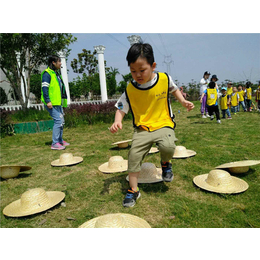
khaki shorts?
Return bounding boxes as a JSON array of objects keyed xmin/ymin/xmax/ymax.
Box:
[{"xmin": 128, "ymin": 127, "xmax": 178, "ymax": 173}]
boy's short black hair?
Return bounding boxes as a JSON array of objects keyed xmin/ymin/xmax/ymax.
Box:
[
  {"xmin": 208, "ymin": 81, "xmax": 216, "ymax": 89},
  {"xmin": 126, "ymin": 43, "xmax": 154, "ymax": 66},
  {"xmin": 48, "ymin": 55, "xmax": 61, "ymax": 67}
]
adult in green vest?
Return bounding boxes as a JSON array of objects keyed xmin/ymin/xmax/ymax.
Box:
[{"xmin": 41, "ymin": 55, "xmax": 69, "ymax": 150}]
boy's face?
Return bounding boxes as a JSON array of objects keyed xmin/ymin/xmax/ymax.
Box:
[
  {"xmin": 129, "ymin": 57, "xmax": 156, "ymax": 84},
  {"xmin": 52, "ymin": 59, "xmax": 62, "ymax": 70},
  {"xmin": 221, "ymin": 90, "xmax": 226, "ymax": 95},
  {"xmin": 233, "ymin": 87, "xmax": 237, "ymax": 92},
  {"xmin": 238, "ymin": 86, "xmax": 242, "ymax": 91}
]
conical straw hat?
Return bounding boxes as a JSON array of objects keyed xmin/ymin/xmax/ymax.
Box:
[
  {"xmin": 51, "ymin": 153, "xmax": 83, "ymax": 166},
  {"xmin": 112, "ymin": 139, "xmax": 132, "ymax": 148},
  {"xmin": 0, "ymin": 165, "xmax": 31, "ymax": 179},
  {"xmin": 193, "ymin": 169, "xmax": 249, "ymax": 194},
  {"xmin": 172, "ymin": 146, "xmax": 196, "ymax": 159},
  {"xmin": 215, "ymin": 160, "xmax": 260, "ymax": 174},
  {"xmin": 126, "ymin": 162, "xmax": 163, "ymax": 183},
  {"xmin": 148, "ymin": 147, "xmax": 159, "ymax": 154},
  {"xmin": 3, "ymin": 188, "xmax": 65, "ymax": 217},
  {"xmin": 98, "ymin": 156, "xmax": 128, "ymax": 173},
  {"xmin": 78, "ymin": 213, "xmax": 151, "ymax": 228}
]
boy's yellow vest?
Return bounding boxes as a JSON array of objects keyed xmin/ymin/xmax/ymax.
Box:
[
  {"xmin": 237, "ymin": 90, "xmax": 244, "ymax": 101},
  {"xmin": 246, "ymin": 87, "xmax": 252, "ymax": 100},
  {"xmin": 231, "ymin": 93, "xmax": 238, "ymax": 106},
  {"xmin": 220, "ymin": 95, "xmax": 228, "ymax": 110},
  {"xmin": 256, "ymin": 89, "xmax": 260, "ymax": 100},
  {"xmin": 41, "ymin": 67, "xmax": 67, "ymax": 107},
  {"xmin": 227, "ymin": 87, "xmax": 233, "ymax": 96},
  {"xmin": 125, "ymin": 72, "xmax": 175, "ymax": 132},
  {"xmin": 206, "ymin": 88, "xmax": 217, "ymax": 106}
]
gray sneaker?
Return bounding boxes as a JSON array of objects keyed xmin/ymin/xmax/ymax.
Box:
[{"xmin": 51, "ymin": 143, "xmax": 66, "ymax": 150}]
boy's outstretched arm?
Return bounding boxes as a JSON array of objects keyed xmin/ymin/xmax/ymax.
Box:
[
  {"xmin": 173, "ymin": 89, "xmax": 195, "ymax": 111},
  {"xmin": 110, "ymin": 109, "xmax": 125, "ymax": 133}
]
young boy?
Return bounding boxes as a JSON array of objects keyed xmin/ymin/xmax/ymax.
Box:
[
  {"xmin": 110, "ymin": 43, "xmax": 194, "ymax": 207},
  {"xmin": 200, "ymin": 81, "xmax": 221, "ymax": 123},
  {"xmin": 220, "ymin": 87, "xmax": 232, "ymax": 119},
  {"xmin": 237, "ymin": 84, "xmax": 246, "ymax": 112},
  {"xmin": 199, "ymin": 71, "xmax": 210, "ymax": 118},
  {"xmin": 230, "ymin": 86, "xmax": 239, "ymax": 114},
  {"xmin": 244, "ymin": 81, "xmax": 252, "ymax": 111},
  {"xmin": 256, "ymin": 83, "xmax": 260, "ymax": 112}
]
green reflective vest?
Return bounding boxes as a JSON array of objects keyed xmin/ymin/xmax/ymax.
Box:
[{"xmin": 41, "ymin": 67, "xmax": 67, "ymax": 107}]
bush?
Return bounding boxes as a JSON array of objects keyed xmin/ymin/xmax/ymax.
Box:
[
  {"xmin": 0, "ymin": 109, "xmax": 14, "ymax": 137},
  {"xmin": 0, "ymin": 87, "xmax": 8, "ymax": 105}
]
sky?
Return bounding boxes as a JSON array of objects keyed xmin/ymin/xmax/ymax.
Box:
[{"xmin": 66, "ymin": 33, "xmax": 260, "ymax": 86}]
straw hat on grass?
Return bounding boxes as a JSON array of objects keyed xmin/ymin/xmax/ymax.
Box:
[
  {"xmin": 112, "ymin": 139, "xmax": 132, "ymax": 148},
  {"xmin": 148, "ymin": 147, "xmax": 159, "ymax": 154},
  {"xmin": 3, "ymin": 188, "xmax": 65, "ymax": 217},
  {"xmin": 126, "ymin": 162, "xmax": 163, "ymax": 183},
  {"xmin": 0, "ymin": 165, "xmax": 31, "ymax": 179},
  {"xmin": 172, "ymin": 146, "xmax": 196, "ymax": 159},
  {"xmin": 98, "ymin": 156, "xmax": 128, "ymax": 173},
  {"xmin": 215, "ymin": 160, "xmax": 260, "ymax": 174},
  {"xmin": 79, "ymin": 213, "xmax": 151, "ymax": 228},
  {"xmin": 51, "ymin": 153, "xmax": 83, "ymax": 167},
  {"xmin": 193, "ymin": 169, "xmax": 249, "ymax": 194}
]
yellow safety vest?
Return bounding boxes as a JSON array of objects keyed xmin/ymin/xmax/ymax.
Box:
[
  {"xmin": 206, "ymin": 89, "xmax": 217, "ymax": 106},
  {"xmin": 125, "ymin": 72, "xmax": 175, "ymax": 132},
  {"xmin": 246, "ymin": 88, "xmax": 252, "ymax": 100},
  {"xmin": 256, "ymin": 89, "xmax": 260, "ymax": 100},
  {"xmin": 231, "ymin": 93, "xmax": 238, "ymax": 106},
  {"xmin": 237, "ymin": 90, "xmax": 244, "ymax": 101},
  {"xmin": 220, "ymin": 95, "xmax": 228, "ymax": 110},
  {"xmin": 227, "ymin": 87, "xmax": 233, "ymax": 96}
]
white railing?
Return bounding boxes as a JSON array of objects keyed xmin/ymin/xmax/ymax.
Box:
[{"xmin": 0, "ymin": 99, "xmax": 118, "ymax": 111}]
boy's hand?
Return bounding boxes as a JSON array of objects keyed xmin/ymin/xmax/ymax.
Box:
[
  {"xmin": 110, "ymin": 121, "xmax": 122, "ymax": 133},
  {"xmin": 47, "ymin": 102, "xmax": 53, "ymax": 109},
  {"xmin": 182, "ymin": 100, "xmax": 195, "ymax": 111}
]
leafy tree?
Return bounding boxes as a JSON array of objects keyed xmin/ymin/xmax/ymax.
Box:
[
  {"xmin": 106, "ymin": 67, "xmax": 119, "ymax": 97},
  {"xmin": 117, "ymin": 73, "xmax": 132, "ymax": 93},
  {"xmin": 30, "ymin": 74, "xmax": 41, "ymax": 102},
  {"xmin": 0, "ymin": 33, "xmax": 77, "ymax": 110},
  {"xmin": 0, "ymin": 87, "xmax": 8, "ymax": 105}
]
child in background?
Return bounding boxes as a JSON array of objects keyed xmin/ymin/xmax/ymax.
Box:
[
  {"xmin": 256, "ymin": 83, "xmax": 260, "ymax": 112},
  {"xmin": 244, "ymin": 81, "xmax": 252, "ymax": 111},
  {"xmin": 200, "ymin": 81, "xmax": 221, "ymax": 123},
  {"xmin": 220, "ymin": 87, "xmax": 232, "ymax": 119},
  {"xmin": 230, "ymin": 86, "xmax": 239, "ymax": 114},
  {"xmin": 110, "ymin": 43, "xmax": 194, "ymax": 208},
  {"xmin": 237, "ymin": 84, "xmax": 246, "ymax": 112}
]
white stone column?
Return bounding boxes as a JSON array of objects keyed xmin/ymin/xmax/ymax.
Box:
[
  {"xmin": 94, "ymin": 45, "xmax": 108, "ymax": 103},
  {"xmin": 58, "ymin": 51, "xmax": 71, "ymax": 105},
  {"xmin": 15, "ymin": 52, "xmax": 26, "ymax": 104},
  {"xmin": 127, "ymin": 35, "xmax": 142, "ymax": 45}
]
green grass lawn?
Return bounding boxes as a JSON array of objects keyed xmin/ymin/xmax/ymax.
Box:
[{"xmin": 1, "ymin": 101, "xmax": 259, "ymax": 228}]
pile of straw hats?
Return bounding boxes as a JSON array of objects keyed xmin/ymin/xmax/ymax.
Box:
[
  {"xmin": 0, "ymin": 165, "xmax": 31, "ymax": 179},
  {"xmin": 193, "ymin": 169, "xmax": 249, "ymax": 194},
  {"xmin": 98, "ymin": 156, "xmax": 128, "ymax": 173},
  {"xmin": 51, "ymin": 153, "xmax": 83, "ymax": 167},
  {"xmin": 215, "ymin": 160, "xmax": 260, "ymax": 174},
  {"xmin": 172, "ymin": 146, "xmax": 196, "ymax": 159},
  {"xmin": 126, "ymin": 162, "xmax": 163, "ymax": 183},
  {"xmin": 79, "ymin": 213, "xmax": 151, "ymax": 228},
  {"xmin": 3, "ymin": 188, "xmax": 65, "ymax": 217},
  {"xmin": 111, "ymin": 139, "xmax": 132, "ymax": 148}
]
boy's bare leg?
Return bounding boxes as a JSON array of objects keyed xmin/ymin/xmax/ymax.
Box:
[{"xmin": 128, "ymin": 172, "xmax": 140, "ymax": 191}]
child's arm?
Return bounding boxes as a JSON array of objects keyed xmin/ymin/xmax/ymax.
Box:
[
  {"xmin": 200, "ymin": 93, "xmax": 205, "ymax": 103},
  {"xmin": 110, "ymin": 109, "xmax": 125, "ymax": 133},
  {"xmin": 173, "ymin": 89, "xmax": 194, "ymax": 111}
]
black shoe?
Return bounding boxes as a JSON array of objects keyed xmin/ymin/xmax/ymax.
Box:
[
  {"xmin": 122, "ymin": 188, "xmax": 141, "ymax": 207},
  {"xmin": 161, "ymin": 161, "xmax": 174, "ymax": 182}
]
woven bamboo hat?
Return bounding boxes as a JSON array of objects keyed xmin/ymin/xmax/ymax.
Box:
[
  {"xmin": 148, "ymin": 147, "xmax": 159, "ymax": 154},
  {"xmin": 193, "ymin": 169, "xmax": 249, "ymax": 194},
  {"xmin": 112, "ymin": 139, "xmax": 132, "ymax": 148},
  {"xmin": 51, "ymin": 153, "xmax": 83, "ymax": 167},
  {"xmin": 126, "ymin": 162, "xmax": 163, "ymax": 183},
  {"xmin": 0, "ymin": 165, "xmax": 31, "ymax": 179},
  {"xmin": 79, "ymin": 213, "xmax": 151, "ymax": 228},
  {"xmin": 172, "ymin": 146, "xmax": 196, "ymax": 159},
  {"xmin": 3, "ymin": 188, "xmax": 65, "ymax": 217},
  {"xmin": 98, "ymin": 156, "xmax": 128, "ymax": 173},
  {"xmin": 215, "ymin": 160, "xmax": 260, "ymax": 174}
]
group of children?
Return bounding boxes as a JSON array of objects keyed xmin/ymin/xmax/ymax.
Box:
[{"xmin": 200, "ymin": 79, "xmax": 259, "ymax": 124}]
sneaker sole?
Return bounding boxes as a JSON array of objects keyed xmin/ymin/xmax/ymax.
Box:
[
  {"xmin": 122, "ymin": 192, "xmax": 141, "ymax": 207},
  {"xmin": 163, "ymin": 175, "xmax": 174, "ymax": 182},
  {"xmin": 51, "ymin": 147, "xmax": 66, "ymax": 150}
]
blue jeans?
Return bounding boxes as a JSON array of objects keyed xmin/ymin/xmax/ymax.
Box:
[
  {"xmin": 222, "ymin": 109, "xmax": 231, "ymax": 118},
  {"xmin": 45, "ymin": 105, "xmax": 65, "ymax": 145},
  {"xmin": 238, "ymin": 101, "xmax": 246, "ymax": 112},
  {"xmin": 231, "ymin": 106, "xmax": 238, "ymax": 113}
]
